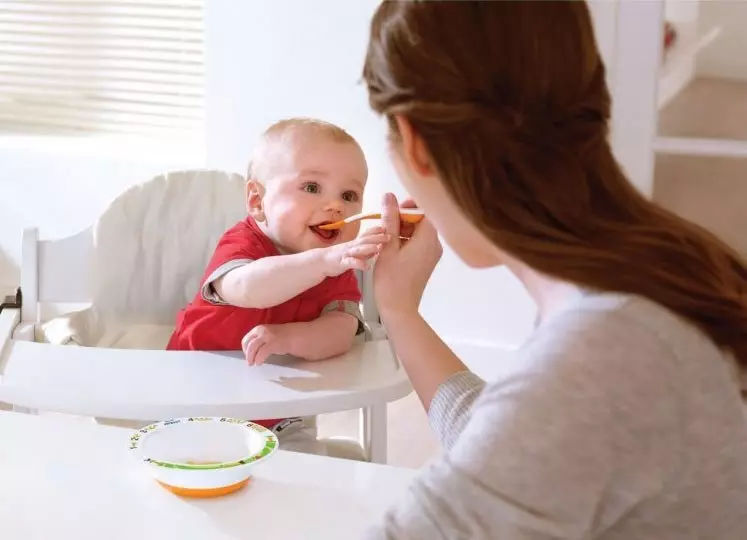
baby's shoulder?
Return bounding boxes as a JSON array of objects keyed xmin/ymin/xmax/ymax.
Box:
[{"xmin": 215, "ymin": 218, "xmax": 276, "ymax": 256}]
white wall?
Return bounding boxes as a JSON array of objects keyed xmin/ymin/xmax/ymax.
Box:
[{"xmin": 0, "ymin": 138, "xmax": 203, "ymax": 289}]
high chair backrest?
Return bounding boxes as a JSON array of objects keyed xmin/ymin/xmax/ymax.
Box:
[
  {"xmin": 21, "ymin": 170, "xmax": 244, "ymax": 324},
  {"xmin": 91, "ymin": 169, "xmax": 247, "ymax": 324},
  {"xmin": 21, "ymin": 169, "xmax": 379, "ymax": 327}
]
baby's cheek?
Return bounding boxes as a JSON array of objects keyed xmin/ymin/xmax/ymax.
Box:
[{"xmin": 274, "ymin": 208, "xmax": 304, "ymax": 231}]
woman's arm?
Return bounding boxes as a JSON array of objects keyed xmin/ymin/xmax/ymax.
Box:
[
  {"xmin": 382, "ymin": 311, "xmax": 485, "ymax": 448},
  {"xmin": 372, "ymin": 193, "xmax": 487, "ymax": 445}
]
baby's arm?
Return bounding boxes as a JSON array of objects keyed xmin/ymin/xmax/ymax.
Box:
[
  {"xmin": 283, "ymin": 277, "xmax": 366, "ymax": 361},
  {"xmin": 242, "ymin": 279, "xmax": 364, "ymax": 365},
  {"xmin": 214, "ymin": 250, "xmax": 327, "ymax": 309},
  {"xmin": 214, "ymin": 229, "xmax": 387, "ymax": 309},
  {"xmin": 283, "ymin": 311, "xmax": 359, "ymax": 361},
  {"xmin": 242, "ymin": 312, "xmax": 360, "ymax": 365}
]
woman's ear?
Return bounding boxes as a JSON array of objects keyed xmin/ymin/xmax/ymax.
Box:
[
  {"xmin": 394, "ymin": 115, "xmax": 435, "ymax": 177},
  {"xmin": 246, "ymin": 180, "xmax": 265, "ymax": 222}
]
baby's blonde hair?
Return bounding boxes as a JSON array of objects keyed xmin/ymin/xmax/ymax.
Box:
[{"xmin": 248, "ymin": 117, "xmax": 359, "ymax": 183}]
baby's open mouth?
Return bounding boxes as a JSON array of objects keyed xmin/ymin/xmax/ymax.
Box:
[{"xmin": 310, "ymin": 222, "xmax": 340, "ymax": 242}]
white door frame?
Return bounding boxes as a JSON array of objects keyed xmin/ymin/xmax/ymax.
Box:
[{"xmin": 608, "ymin": 0, "xmax": 665, "ymax": 198}]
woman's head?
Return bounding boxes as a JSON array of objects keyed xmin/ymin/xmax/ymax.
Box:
[
  {"xmin": 364, "ymin": 1, "xmax": 611, "ymax": 267},
  {"xmin": 363, "ymin": 0, "xmax": 747, "ymax": 375}
]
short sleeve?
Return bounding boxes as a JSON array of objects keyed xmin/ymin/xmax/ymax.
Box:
[
  {"xmin": 199, "ymin": 222, "xmax": 273, "ymax": 304},
  {"xmin": 324, "ymin": 270, "xmax": 362, "ymax": 303},
  {"xmin": 320, "ymin": 270, "xmax": 364, "ymax": 334}
]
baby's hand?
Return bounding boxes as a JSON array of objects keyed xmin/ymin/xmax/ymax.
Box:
[
  {"xmin": 242, "ymin": 324, "xmax": 291, "ymax": 366},
  {"xmin": 320, "ymin": 226, "xmax": 390, "ymax": 277}
]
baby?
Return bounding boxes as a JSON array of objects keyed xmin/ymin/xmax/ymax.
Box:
[{"xmin": 167, "ymin": 117, "xmax": 387, "ymax": 454}]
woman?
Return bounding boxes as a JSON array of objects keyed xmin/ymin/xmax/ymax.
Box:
[{"xmin": 362, "ymin": 2, "xmax": 747, "ymax": 539}]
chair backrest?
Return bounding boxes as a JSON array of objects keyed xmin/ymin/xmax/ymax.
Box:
[
  {"xmin": 91, "ymin": 169, "xmax": 247, "ymax": 324},
  {"xmin": 22, "ymin": 169, "xmax": 379, "ymax": 327}
]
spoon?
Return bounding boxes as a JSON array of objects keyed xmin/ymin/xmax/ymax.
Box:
[{"xmin": 317, "ymin": 208, "xmax": 425, "ymax": 230}]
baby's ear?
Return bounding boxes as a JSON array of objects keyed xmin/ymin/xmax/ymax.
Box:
[{"xmin": 246, "ymin": 180, "xmax": 265, "ymax": 222}]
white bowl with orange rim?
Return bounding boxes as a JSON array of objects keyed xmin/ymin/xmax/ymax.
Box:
[{"xmin": 129, "ymin": 417, "xmax": 278, "ymax": 498}]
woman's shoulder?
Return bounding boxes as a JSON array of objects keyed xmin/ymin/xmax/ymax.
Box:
[
  {"xmin": 530, "ymin": 292, "xmax": 675, "ymax": 360},
  {"xmin": 468, "ymin": 293, "xmax": 734, "ymax": 474},
  {"xmin": 517, "ymin": 291, "xmax": 741, "ymax": 409},
  {"xmin": 505, "ymin": 294, "xmax": 674, "ymax": 403},
  {"xmin": 535, "ymin": 291, "xmax": 723, "ymax": 361}
]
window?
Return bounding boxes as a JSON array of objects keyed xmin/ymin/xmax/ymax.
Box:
[{"xmin": 0, "ymin": 0, "xmax": 204, "ymax": 144}]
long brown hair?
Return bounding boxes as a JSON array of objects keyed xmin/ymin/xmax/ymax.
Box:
[{"xmin": 363, "ymin": 0, "xmax": 747, "ymax": 371}]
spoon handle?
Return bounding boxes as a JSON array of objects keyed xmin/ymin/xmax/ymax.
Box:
[{"xmin": 318, "ymin": 209, "xmax": 424, "ymax": 230}]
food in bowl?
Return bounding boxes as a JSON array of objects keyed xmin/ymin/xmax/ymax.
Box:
[{"xmin": 129, "ymin": 417, "xmax": 278, "ymax": 498}]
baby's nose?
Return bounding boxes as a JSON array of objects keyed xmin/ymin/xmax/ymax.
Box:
[{"xmin": 324, "ymin": 199, "xmax": 344, "ymax": 213}]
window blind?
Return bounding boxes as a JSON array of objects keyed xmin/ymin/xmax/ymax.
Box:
[{"xmin": 0, "ymin": 0, "xmax": 205, "ymax": 142}]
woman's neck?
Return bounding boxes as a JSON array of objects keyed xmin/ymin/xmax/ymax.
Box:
[{"xmin": 506, "ymin": 258, "xmax": 585, "ymax": 325}]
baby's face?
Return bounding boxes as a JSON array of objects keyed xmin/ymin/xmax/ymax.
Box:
[{"xmin": 255, "ymin": 135, "xmax": 367, "ymax": 253}]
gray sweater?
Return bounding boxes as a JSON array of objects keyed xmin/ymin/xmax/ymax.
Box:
[{"xmin": 365, "ymin": 293, "xmax": 747, "ymax": 539}]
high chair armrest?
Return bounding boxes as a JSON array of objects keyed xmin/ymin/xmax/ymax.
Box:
[
  {"xmin": 0, "ymin": 308, "xmax": 20, "ymax": 359},
  {"xmin": 359, "ymin": 269, "xmax": 380, "ymax": 326},
  {"xmin": 365, "ymin": 322, "xmax": 387, "ymax": 342}
]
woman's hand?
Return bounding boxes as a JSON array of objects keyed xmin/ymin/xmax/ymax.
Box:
[{"xmin": 374, "ymin": 193, "xmax": 442, "ymax": 318}]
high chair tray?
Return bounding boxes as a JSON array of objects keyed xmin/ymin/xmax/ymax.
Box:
[{"xmin": 0, "ymin": 339, "xmax": 411, "ymax": 421}]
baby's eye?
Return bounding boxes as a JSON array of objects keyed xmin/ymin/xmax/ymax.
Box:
[
  {"xmin": 342, "ymin": 191, "xmax": 360, "ymax": 203},
  {"xmin": 302, "ymin": 182, "xmax": 320, "ymax": 194}
]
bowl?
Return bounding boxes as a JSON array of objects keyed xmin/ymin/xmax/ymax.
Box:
[{"xmin": 129, "ymin": 417, "xmax": 278, "ymax": 498}]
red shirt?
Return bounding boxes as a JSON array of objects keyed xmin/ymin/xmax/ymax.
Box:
[
  {"xmin": 167, "ymin": 217, "xmax": 362, "ymax": 352},
  {"xmin": 167, "ymin": 218, "xmax": 362, "ymax": 431}
]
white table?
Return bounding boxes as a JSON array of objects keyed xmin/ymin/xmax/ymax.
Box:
[
  {"xmin": 0, "ymin": 411, "xmax": 415, "ymax": 540},
  {"xmin": 0, "ymin": 309, "xmax": 412, "ymax": 463}
]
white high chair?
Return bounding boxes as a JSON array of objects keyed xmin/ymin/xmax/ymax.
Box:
[{"xmin": 0, "ymin": 170, "xmax": 410, "ymax": 463}]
